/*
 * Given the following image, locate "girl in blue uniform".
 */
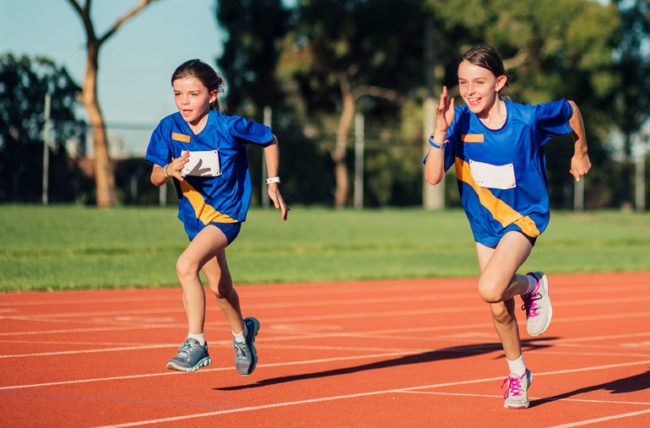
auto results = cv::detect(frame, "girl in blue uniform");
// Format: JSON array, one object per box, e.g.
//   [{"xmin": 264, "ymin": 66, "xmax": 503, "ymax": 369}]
[
  {"xmin": 424, "ymin": 45, "xmax": 591, "ymax": 408},
  {"xmin": 146, "ymin": 59, "xmax": 288, "ymax": 375}
]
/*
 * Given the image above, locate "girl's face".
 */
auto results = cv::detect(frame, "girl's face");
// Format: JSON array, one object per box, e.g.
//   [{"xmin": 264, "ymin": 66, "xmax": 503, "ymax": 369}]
[
  {"xmin": 457, "ymin": 59, "xmax": 507, "ymax": 118},
  {"xmin": 172, "ymin": 76, "xmax": 218, "ymax": 126}
]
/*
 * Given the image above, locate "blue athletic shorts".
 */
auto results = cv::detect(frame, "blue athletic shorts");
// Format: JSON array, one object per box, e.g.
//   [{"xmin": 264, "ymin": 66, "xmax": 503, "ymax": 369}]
[{"xmin": 186, "ymin": 221, "xmax": 241, "ymax": 244}]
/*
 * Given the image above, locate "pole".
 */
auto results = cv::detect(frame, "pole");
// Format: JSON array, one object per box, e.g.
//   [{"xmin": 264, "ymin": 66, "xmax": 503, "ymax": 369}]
[
  {"xmin": 636, "ymin": 155, "xmax": 646, "ymax": 211},
  {"xmin": 422, "ymin": 18, "xmax": 444, "ymax": 210},
  {"xmin": 262, "ymin": 106, "xmax": 272, "ymax": 208},
  {"xmin": 354, "ymin": 112, "xmax": 364, "ymax": 210},
  {"xmin": 42, "ymin": 93, "xmax": 51, "ymax": 205},
  {"xmin": 574, "ymin": 178, "xmax": 584, "ymax": 211}
]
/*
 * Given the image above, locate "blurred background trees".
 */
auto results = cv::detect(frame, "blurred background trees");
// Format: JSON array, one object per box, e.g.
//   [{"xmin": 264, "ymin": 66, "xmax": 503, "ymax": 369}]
[{"xmin": 1, "ymin": 0, "xmax": 648, "ymax": 209}]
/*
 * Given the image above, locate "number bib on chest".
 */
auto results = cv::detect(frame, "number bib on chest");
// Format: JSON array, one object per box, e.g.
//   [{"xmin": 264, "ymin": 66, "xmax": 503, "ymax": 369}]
[
  {"xmin": 469, "ymin": 159, "xmax": 516, "ymax": 189},
  {"xmin": 181, "ymin": 150, "xmax": 222, "ymax": 177}
]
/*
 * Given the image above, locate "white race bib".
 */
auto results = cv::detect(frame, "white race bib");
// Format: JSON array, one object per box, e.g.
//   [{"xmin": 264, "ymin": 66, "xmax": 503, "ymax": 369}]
[
  {"xmin": 180, "ymin": 150, "xmax": 222, "ymax": 177},
  {"xmin": 469, "ymin": 159, "xmax": 516, "ymax": 189}
]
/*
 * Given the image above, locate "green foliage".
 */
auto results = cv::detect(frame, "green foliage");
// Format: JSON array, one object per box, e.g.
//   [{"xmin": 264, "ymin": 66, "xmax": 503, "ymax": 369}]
[
  {"xmin": 2, "ymin": 205, "xmax": 650, "ymax": 292},
  {"xmin": 0, "ymin": 54, "xmax": 88, "ymax": 202}
]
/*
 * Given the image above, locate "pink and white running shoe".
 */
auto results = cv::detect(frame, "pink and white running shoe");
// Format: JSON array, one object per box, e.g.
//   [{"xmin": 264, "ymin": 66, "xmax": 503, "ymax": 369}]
[
  {"xmin": 522, "ymin": 272, "xmax": 552, "ymax": 337},
  {"xmin": 502, "ymin": 369, "xmax": 533, "ymax": 409}
]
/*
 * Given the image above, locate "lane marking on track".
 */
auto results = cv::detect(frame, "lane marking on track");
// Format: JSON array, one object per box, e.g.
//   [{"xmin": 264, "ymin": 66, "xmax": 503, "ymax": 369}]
[
  {"xmin": 3, "ymin": 309, "xmax": 650, "ymax": 339},
  {"xmin": 402, "ymin": 390, "xmax": 650, "ymax": 406},
  {"xmin": 548, "ymin": 408, "xmax": 650, "ymax": 427},
  {"xmin": 95, "ymin": 359, "xmax": 650, "ymax": 427},
  {"xmin": 3, "ymin": 293, "xmax": 650, "ymax": 320}
]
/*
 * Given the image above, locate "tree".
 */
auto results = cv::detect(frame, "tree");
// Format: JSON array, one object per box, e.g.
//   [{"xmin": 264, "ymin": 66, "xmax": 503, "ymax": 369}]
[
  {"xmin": 277, "ymin": 0, "xmax": 425, "ymax": 208},
  {"xmin": 65, "ymin": 0, "xmax": 161, "ymax": 207},
  {"xmin": 0, "ymin": 54, "xmax": 86, "ymax": 201},
  {"xmin": 612, "ymin": 0, "xmax": 650, "ymax": 206},
  {"xmin": 216, "ymin": 0, "xmax": 291, "ymax": 116}
]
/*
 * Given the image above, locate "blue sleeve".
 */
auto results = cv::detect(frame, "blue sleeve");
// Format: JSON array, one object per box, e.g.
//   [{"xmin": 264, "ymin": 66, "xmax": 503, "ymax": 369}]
[
  {"xmin": 535, "ymin": 99, "xmax": 574, "ymax": 143},
  {"xmin": 226, "ymin": 115, "xmax": 273, "ymax": 145},
  {"xmin": 145, "ymin": 122, "xmax": 172, "ymax": 167}
]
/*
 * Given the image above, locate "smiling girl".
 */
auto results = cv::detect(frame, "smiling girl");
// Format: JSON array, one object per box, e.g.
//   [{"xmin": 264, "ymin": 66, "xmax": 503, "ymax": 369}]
[
  {"xmin": 424, "ymin": 44, "xmax": 591, "ymax": 409},
  {"xmin": 146, "ymin": 59, "xmax": 288, "ymax": 376}
]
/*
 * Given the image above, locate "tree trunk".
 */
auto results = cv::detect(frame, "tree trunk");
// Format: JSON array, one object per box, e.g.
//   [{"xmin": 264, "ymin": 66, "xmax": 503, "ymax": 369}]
[
  {"xmin": 81, "ymin": 41, "xmax": 116, "ymax": 208},
  {"xmin": 332, "ymin": 73, "xmax": 355, "ymax": 209}
]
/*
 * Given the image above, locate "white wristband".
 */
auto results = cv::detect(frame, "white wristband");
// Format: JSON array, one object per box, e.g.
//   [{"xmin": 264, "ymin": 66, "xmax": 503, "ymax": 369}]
[{"xmin": 265, "ymin": 176, "xmax": 281, "ymax": 184}]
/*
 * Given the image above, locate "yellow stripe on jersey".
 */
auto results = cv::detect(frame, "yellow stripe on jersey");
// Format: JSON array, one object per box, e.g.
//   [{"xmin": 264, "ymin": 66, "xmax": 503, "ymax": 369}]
[
  {"xmin": 179, "ymin": 180, "xmax": 238, "ymax": 224},
  {"xmin": 461, "ymin": 134, "xmax": 484, "ymax": 143},
  {"xmin": 454, "ymin": 157, "xmax": 540, "ymax": 237},
  {"xmin": 172, "ymin": 132, "xmax": 191, "ymax": 143}
]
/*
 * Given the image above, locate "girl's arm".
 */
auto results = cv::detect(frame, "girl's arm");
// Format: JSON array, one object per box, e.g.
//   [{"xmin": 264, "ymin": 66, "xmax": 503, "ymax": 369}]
[
  {"xmin": 567, "ymin": 100, "xmax": 591, "ymax": 182},
  {"xmin": 264, "ymin": 134, "xmax": 289, "ymax": 221},
  {"xmin": 425, "ymin": 86, "xmax": 454, "ymax": 185},
  {"xmin": 150, "ymin": 151, "xmax": 190, "ymax": 186}
]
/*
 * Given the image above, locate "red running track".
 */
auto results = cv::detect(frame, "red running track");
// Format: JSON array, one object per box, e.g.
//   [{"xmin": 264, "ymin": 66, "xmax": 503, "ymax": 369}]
[{"xmin": 1, "ymin": 272, "xmax": 650, "ymax": 427}]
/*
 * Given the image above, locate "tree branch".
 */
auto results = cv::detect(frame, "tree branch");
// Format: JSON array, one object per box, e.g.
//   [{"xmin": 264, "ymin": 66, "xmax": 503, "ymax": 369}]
[
  {"xmin": 352, "ymin": 85, "xmax": 397, "ymax": 102},
  {"xmin": 99, "ymin": 0, "xmax": 160, "ymax": 44},
  {"xmin": 65, "ymin": 0, "xmax": 96, "ymax": 42},
  {"xmin": 503, "ymin": 47, "xmax": 528, "ymax": 72}
]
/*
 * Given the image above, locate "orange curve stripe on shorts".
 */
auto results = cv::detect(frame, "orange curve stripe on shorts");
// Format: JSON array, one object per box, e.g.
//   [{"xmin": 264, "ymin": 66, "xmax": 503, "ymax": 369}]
[
  {"xmin": 179, "ymin": 180, "xmax": 238, "ymax": 225},
  {"xmin": 454, "ymin": 157, "xmax": 540, "ymax": 238}
]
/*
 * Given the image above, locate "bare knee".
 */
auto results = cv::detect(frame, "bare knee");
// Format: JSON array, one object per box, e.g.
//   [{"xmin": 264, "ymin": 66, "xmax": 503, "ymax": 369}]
[
  {"xmin": 477, "ymin": 277, "xmax": 505, "ymax": 303},
  {"xmin": 176, "ymin": 254, "xmax": 199, "ymax": 281}
]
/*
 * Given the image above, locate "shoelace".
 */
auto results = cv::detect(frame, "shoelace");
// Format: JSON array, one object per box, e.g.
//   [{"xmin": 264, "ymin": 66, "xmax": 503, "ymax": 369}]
[
  {"xmin": 177, "ymin": 340, "xmax": 201, "ymax": 358},
  {"xmin": 521, "ymin": 284, "xmax": 542, "ymax": 317},
  {"xmin": 501, "ymin": 372, "xmax": 526, "ymax": 398},
  {"xmin": 232, "ymin": 342, "xmax": 249, "ymax": 359}
]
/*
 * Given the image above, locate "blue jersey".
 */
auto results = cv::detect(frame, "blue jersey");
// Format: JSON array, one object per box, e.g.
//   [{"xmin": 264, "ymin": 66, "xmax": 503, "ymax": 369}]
[
  {"xmin": 146, "ymin": 110, "xmax": 272, "ymax": 237},
  {"xmin": 438, "ymin": 99, "xmax": 573, "ymax": 247}
]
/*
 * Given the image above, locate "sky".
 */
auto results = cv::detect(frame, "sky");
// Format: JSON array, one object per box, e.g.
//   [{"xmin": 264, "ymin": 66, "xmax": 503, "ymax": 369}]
[{"xmin": 0, "ymin": 0, "xmax": 226, "ymax": 155}]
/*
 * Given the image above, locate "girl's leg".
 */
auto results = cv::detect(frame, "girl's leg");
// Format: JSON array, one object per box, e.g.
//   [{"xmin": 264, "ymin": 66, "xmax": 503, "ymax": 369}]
[
  {"xmin": 201, "ymin": 230, "xmax": 260, "ymax": 376},
  {"xmin": 201, "ymin": 247, "xmax": 244, "ymax": 334},
  {"xmin": 475, "ymin": 231, "xmax": 533, "ymax": 360},
  {"xmin": 176, "ymin": 225, "xmax": 229, "ymax": 335}
]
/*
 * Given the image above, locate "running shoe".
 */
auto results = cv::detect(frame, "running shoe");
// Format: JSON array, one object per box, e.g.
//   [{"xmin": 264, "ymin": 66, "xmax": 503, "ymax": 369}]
[
  {"xmin": 232, "ymin": 317, "xmax": 260, "ymax": 376},
  {"xmin": 502, "ymin": 369, "xmax": 533, "ymax": 409},
  {"xmin": 521, "ymin": 272, "xmax": 552, "ymax": 337},
  {"xmin": 166, "ymin": 338, "xmax": 212, "ymax": 372}
]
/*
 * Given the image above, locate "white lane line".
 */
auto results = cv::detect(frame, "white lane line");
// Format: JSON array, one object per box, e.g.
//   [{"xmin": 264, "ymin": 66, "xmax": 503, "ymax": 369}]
[
  {"xmin": 96, "ymin": 359, "xmax": 650, "ymax": 427},
  {"xmin": 403, "ymin": 390, "xmax": 650, "ymax": 406},
  {"xmin": 548, "ymin": 408, "xmax": 650, "ymax": 427}
]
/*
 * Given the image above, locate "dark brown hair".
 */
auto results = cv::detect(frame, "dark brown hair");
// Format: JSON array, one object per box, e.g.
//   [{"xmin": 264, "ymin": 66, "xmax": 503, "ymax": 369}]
[
  {"xmin": 460, "ymin": 44, "xmax": 509, "ymax": 91},
  {"xmin": 171, "ymin": 59, "xmax": 224, "ymax": 111}
]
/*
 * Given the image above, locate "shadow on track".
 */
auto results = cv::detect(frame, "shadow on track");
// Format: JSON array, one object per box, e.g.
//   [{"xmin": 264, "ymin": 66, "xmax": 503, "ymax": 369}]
[
  {"xmin": 214, "ymin": 338, "xmax": 556, "ymax": 391},
  {"xmin": 532, "ymin": 369, "xmax": 650, "ymax": 408}
]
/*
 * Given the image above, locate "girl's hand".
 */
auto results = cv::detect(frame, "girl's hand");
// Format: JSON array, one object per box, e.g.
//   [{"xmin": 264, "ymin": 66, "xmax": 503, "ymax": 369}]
[
  {"xmin": 166, "ymin": 151, "xmax": 190, "ymax": 181},
  {"xmin": 435, "ymin": 85, "xmax": 455, "ymax": 133},
  {"xmin": 570, "ymin": 153, "xmax": 591, "ymax": 182},
  {"xmin": 268, "ymin": 184, "xmax": 289, "ymax": 221}
]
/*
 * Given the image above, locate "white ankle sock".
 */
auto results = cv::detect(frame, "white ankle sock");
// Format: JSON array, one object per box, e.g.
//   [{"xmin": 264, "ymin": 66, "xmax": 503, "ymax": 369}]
[
  {"xmin": 187, "ymin": 332, "xmax": 205, "ymax": 346},
  {"xmin": 232, "ymin": 323, "xmax": 248, "ymax": 344},
  {"xmin": 507, "ymin": 355, "xmax": 527, "ymax": 377},
  {"xmin": 524, "ymin": 274, "xmax": 537, "ymax": 295}
]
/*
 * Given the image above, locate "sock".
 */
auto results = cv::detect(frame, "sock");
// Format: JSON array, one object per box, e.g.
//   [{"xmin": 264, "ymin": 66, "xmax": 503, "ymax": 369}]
[
  {"xmin": 232, "ymin": 323, "xmax": 248, "ymax": 344},
  {"xmin": 187, "ymin": 332, "xmax": 205, "ymax": 346},
  {"xmin": 506, "ymin": 355, "xmax": 527, "ymax": 377},
  {"xmin": 523, "ymin": 274, "xmax": 537, "ymax": 295}
]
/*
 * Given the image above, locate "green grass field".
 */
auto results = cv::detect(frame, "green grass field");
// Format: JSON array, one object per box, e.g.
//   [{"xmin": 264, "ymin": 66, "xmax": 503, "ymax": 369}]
[{"xmin": 1, "ymin": 204, "xmax": 649, "ymax": 292}]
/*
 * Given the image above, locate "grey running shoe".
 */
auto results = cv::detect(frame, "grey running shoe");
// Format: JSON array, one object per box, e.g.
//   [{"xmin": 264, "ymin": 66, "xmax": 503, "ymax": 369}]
[
  {"xmin": 166, "ymin": 338, "xmax": 211, "ymax": 372},
  {"xmin": 232, "ymin": 317, "xmax": 260, "ymax": 376},
  {"xmin": 522, "ymin": 272, "xmax": 552, "ymax": 337},
  {"xmin": 502, "ymin": 369, "xmax": 533, "ymax": 409}
]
